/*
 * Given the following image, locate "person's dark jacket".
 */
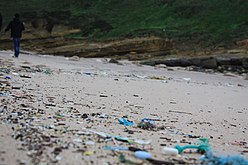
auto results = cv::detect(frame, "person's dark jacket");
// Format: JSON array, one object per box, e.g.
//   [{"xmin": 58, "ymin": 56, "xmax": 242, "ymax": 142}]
[{"xmin": 5, "ymin": 17, "xmax": 25, "ymax": 38}]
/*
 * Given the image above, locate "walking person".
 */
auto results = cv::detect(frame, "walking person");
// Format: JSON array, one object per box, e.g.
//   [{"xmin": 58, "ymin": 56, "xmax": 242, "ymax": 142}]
[{"xmin": 5, "ymin": 13, "xmax": 25, "ymax": 58}]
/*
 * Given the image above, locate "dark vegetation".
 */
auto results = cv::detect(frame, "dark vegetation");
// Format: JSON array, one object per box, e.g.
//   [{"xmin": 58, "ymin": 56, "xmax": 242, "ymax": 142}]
[{"xmin": 1, "ymin": 0, "xmax": 248, "ymax": 48}]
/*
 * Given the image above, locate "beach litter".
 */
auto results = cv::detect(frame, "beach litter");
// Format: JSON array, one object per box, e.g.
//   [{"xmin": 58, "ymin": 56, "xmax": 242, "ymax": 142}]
[
  {"xmin": 175, "ymin": 138, "xmax": 210, "ymax": 154},
  {"xmin": 118, "ymin": 118, "xmax": 134, "ymax": 126},
  {"xmin": 201, "ymin": 151, "xmax": 248, "ymax": 165},
  {"xmin": 0, "ymin": 53, "xmax": 247, "ymax": 165},
  {"xmin": 137, "ymin": 118, "xmax": 156, "ymax": 130}
]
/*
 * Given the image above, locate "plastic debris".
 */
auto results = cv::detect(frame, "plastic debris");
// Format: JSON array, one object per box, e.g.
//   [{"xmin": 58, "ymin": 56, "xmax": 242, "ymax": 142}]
[
  {"xmin": 118, "ymin": 118, "xmax": 134, "ymax": 126},
  {"xmin": 134, "ymin": 151, "xmax": 152, "ymax": 160},
  {"xmin": 201, "ymin": 151, "xmax": 248, "ymax": 165},
  {"xmin": 103, "ymin": 146, "xmax": 128, "ymax": 151},
  {"xmin": 5, "ymin": 75, "xmax": 11, "ymax": 79},
  {"xmin": 43, "ymin": 69, "xmax": 52, "ymax": 75},
  {"xmin": 175, "ymin": 138, "xmax": 210, "ymax": 154},
  {"xmin": 0, "ymin": 92, "xmax": 10, "ymax": 97},
  {"xmin": 134, "ymin": 139, "xmax": 152, "ymax": 145},
  {"xmin": 85, "ymin": 141, "xmax": 95, "ymax": 145},
  {"xmin": 163, "ymin": 147, "xmax": 179, "ymax": 156},
  {"xmin": 83, "ymin": 151, "xmax": 94, "ymax": 156},
  {"xmin": 138, "ymin": 118, "xmax": 156, "ymax": 130},
  {"xmin": 183, "ymin": 78, "xmax": 191, "ymax": 83}
]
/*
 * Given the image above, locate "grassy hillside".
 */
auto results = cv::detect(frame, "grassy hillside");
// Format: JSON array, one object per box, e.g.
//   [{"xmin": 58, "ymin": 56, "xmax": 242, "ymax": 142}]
[{"xmin": 1, "ymin": 0, "xmax": 248, "ymax": 47}]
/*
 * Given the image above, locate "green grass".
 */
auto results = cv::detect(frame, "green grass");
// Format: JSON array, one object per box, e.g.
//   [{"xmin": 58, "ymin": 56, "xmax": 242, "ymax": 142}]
[{"xmin": 1, "ymin": 0, "xmax": 248, "ymax": 47}]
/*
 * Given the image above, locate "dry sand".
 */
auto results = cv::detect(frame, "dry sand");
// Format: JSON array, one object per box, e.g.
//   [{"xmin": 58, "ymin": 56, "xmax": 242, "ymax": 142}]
[{"xmin": 0, "ymin": 50, "xmax": 248, "ymax": 165}]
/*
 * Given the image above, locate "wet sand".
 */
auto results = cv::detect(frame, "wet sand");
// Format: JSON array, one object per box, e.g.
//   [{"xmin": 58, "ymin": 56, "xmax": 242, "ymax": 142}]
[{"xmin": 0, "ymin": 50, "xmax": 247, "ymax": 165}]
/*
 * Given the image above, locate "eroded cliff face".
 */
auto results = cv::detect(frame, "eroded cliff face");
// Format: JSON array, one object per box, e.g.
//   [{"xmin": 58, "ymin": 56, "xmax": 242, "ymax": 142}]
[
  {"xmin": 1, "ymin": 12, "xmax": 174, "ymax": 58},
  {"xmin": 0, "ymin": 11, "xmax": 247, "ymax": 60}
]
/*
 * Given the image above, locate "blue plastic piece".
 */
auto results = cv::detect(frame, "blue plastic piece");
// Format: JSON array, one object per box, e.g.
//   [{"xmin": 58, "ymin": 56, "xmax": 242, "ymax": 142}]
[
  {"xmin": 135, "ymin": 151, "xmax": 152, "ymax": 160},
  {"xmin": 118, "ymin": 118, "xmax": 134, "ymax": 126},
  {"xmin": 201, "ymin": 151, "xmax": 248, "ymax": 165},
  {"xmin": 103, "ymin": 146, "xmax": 129, "ymax": 151}
]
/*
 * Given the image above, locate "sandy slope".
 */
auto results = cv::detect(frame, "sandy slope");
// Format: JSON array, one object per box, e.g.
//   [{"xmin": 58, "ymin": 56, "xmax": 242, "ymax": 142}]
[{"xmin": 0, "ymin": 51, "xmax": 247, "ymax": 165}]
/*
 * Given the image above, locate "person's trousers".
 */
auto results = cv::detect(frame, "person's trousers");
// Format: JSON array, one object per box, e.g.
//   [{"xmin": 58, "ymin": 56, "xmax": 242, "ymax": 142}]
[{"xmin": 13, "ymin": 38, "xmax": 20, "ymax": 57}]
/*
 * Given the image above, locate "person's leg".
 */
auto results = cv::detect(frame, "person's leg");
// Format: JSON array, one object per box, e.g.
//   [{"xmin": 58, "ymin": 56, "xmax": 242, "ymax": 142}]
[{"xmin": 13, "ymin": 38, "xmax": 20, "ymax": 57}]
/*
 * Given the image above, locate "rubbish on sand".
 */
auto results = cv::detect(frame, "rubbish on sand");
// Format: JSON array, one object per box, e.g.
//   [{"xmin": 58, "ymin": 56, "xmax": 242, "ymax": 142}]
[
  {"xmin": 43, "ymin": 69, "xmax": 53, "ymax": 75},
  {"xmin": 118, "ymin": 118, "xmax": 134, "ymax": 126},
  {"xmin": 104, "ymin": 146, "xmax": 128, "ymax": 151},
  {"xmin": 20, "ymin": 74, "xmax": 32, "ymax": 78},
  {"xmin": 175, "ymin": 138, "xmax": 210, "ymax": 154},
  {"xmin": 183, "ymin": 78, "xmax": 191, "ymax": 83},
  {"xmin": 138, "ymin": 118, "xmax": 156, "ymax": 130},
  {"xmin": 11, "ymin": 72, "xmax": 19, "ymax": 76},
  {"xmin": 83, "ymin": 128, "xmax": 130, "ymax": 142},
  {"xmin": 83, "ymin": 151, "xmax": 94, "ymax": 156},
  {"xmin": 114, "ymin": 136, "xmax": 133, "ymax": 143},
  {"xmin": 141, "ymin": 118, "xmax": 155, "ymax": 123},
  {"xmin": 135, "ymin": 151, "xmax": 152, "ymax": 160},
  {"xmin": 135, "ymin": 151, "xmax": 176, "ymax": 165},
  {"xmin": 85, "ymin": 141, "xmax": 95, "ymax": 145},
  {"xmin": 201, "ymin": 150, "xmax": 248, "ymax": 165},
  {"xmin": 134, "ymin": 139, "xmax": 152, "ymax": 145},
  {"xmin": 104, "ymin": 146, "xmax": 147, "ymax": 152},
  {"xmin": 163, "ymin": 147, "xmax": 179, "ymax": 156},
  {"xmin": 0, "ymin": 92, "xmax": 10, "ymax": 97},
  {"xmin": 82, "ymin": 128, "xmax": 153, "ymax": 145},
  {"xmin": 83, "ymin": 72, "xmax": 97, "ymax": 76},
  {"xmin": 5, "ymin": 75, "xmax": 11, "ymax": 79}
]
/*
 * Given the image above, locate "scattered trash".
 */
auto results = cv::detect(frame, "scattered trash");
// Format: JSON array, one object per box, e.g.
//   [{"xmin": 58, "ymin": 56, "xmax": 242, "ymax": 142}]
[
  {"xmin": 5, "ymin": 75, "xmax": 11, "ymax": 79},
  {"xmin": 163, "ymin": 147, "xmax": 179, "ymax": 156},
  {"xmin": 11, "ymin": 72, "xmax": 19, "ymax": 76},
  {"xmin": 83, "ymin": 72, "xmax": 97, "ymax": 76},
  {"xmin": 134, "ymin": 139, "xmax": 152, "ymax": 145},
  {"xmin": 73, "ymin": 138, "xmax": 82, "ymax": 143},
  {"xmin": 0, "ymin": 92, "xmax": 10, "ymax": 97},
  {"xmin": 175, "ymin": 138, "xmax": 210, "ymax": 154},
  {"xmin": 83, "ymin": 151, "xmax": 94, "ymax": 156},
  {"xmin": 149, "ymin": 76, "xmax": 167, "ymax": 80},
  {"xmin": 135, "ymin": 151, "xmax": 152, "ymax": 160},
  {"xmin": 85, "ymin": 140, "xmax": 95, "ymax": 145},
  {"xmin": 183, "ymin": 78, "xmax": 191, "ymax": 83},
  {"xmin": 20, "ymin": 74, "xmax": 32, "ymax": 78},
  {"xmin": 99, "ymin": 94, "xmax": 108, "ymax": 97},
  {"xmin": 99, "ymin": 113, "xmax": 107, "ymax": 118},
  {"xmin": 0, "ymin": 54, "xmax": 246, "ymax": 165},
  {"xmin": 43, "ymin": 69, "xmax": 52, "ymax": 75},
  {"xmin": 104, "ymin": 146, "xmax": 128, "ymax": 151},
  {"xmin": 118, "ymin": 118, "xmax": 134, "ymax": 126},
  {"xmin": 201, "ymin": 151, "xmax": 248, "ymax": 165},
  {"xmin": 138, "ymin": 118, "xmax": 156, "ymax": 130}
]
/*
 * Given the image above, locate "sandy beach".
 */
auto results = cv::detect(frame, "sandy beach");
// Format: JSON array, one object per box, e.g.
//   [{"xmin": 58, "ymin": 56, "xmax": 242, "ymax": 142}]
[{"xmin": 0, "ymin": 51, "xmax": 248, "ymax": 165}]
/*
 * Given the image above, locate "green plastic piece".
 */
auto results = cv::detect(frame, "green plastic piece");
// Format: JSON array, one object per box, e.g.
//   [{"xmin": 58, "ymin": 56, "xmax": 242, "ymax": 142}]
[{"xmin": 175, "ymin": 138, "xmax": 210, "ymax": 154}]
